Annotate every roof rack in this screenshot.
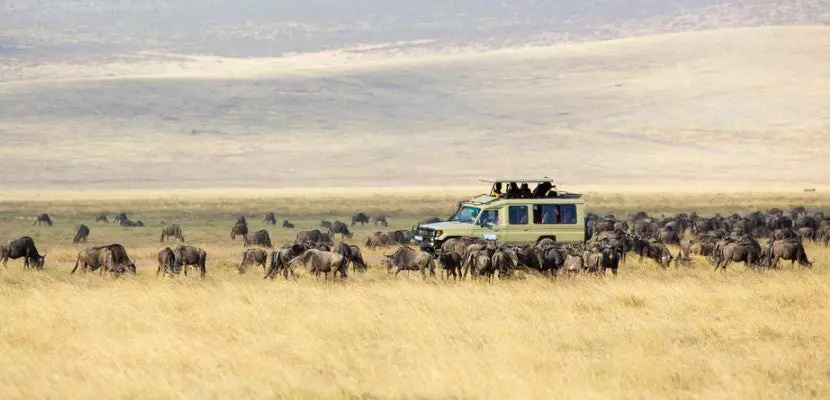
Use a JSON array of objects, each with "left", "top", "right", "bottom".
[{"left": 478, "top": 177, "right": 556, "bottom": 184}]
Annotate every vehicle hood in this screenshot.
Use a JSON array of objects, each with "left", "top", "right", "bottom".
[{"left": 418, "top": 221, "right": 468, "bottom": 230}]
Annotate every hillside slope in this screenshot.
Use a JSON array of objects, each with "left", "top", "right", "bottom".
[{"left": 1, "top": 27, "right": 828, "bottom": 188}]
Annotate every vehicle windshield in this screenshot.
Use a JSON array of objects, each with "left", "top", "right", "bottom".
[{"left": 452, "top": 206, "right": 481, "bottom": 223}]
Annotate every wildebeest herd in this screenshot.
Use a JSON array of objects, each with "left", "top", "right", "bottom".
[{"left": 3, "top": 207, "right": 824, "bottom": 280}]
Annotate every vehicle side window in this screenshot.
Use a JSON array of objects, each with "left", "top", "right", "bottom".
[
  {"left": 561, "top": 204, "right": 577, "bottom": 224},
  {"left": 508, "top": 206, "right": 528, "bottom": 225},
  {"left": 534, "top": 204, "right": 578, "bottom": 224},
  {"left": 479, "top": 210, "right": 499, "bottom": 226}
]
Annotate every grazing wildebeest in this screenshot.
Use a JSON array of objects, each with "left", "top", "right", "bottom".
[
  {"left": 174, "top": 245, "right": 207, "bottom": 279},
  {"left": 714, "top": 241, "right": 762, "bottom": 271},
  {"left": 766, "top": 239, "right": 813, "bottom": 269},
  {"left": 320, "top": 220, "right": 333, "bottom": 230},
  {"left": 282, "top": 220, "right": 295, "bottom": 228},
  {"left": 0, "top": 237, "right": 46, "bottom": 269},
  {"left": 114, "top": 213, "right": 129, "bottom": 225},
  {"left": 334, "top": 242, "right": 367, "bottom": 273},
  {"left": 462, "top": 249, "right": 493, "bottom": 280},
  {"left": 231, "top": 222, "right": 249, "bottom": 240},
  {"left": 244, "top": 230, "right": 272, "bottom": 248},
  {"left": 264, "top": 243, "right": 307, "bottom": 279},
  {"left": 798, "top": 227, "right": 816, "bottom": 242},
  {"left": 95, "top": 212, "right": 108, "bottom": 224},
  {"left": 584, "top": 244, "right": 620, "bottom": 275},
  {"left": 157, "top": 247, "right": 176, "bottom": 276},
  {"left": 486, "top": 246, "right": 518, "bottom": 280},
  {"left": 533, "top": 245, "right": 567, "bottom": 276},
  {"left": 73, "top": 224, "right": 90, "bottom": 244},
  {"left": 125, "top": 220, "right": 144, "bottom": 227},
  {"left": 438, "top": 251, "right": 463, "bottom": 280},
  {"left": 71, "top": 244, "right": 135, "bottom": 275},
  {"left": 264, "top": 212, "right": 277, "bottom": 225},
  {"left": 34, "top": 213, "right": 53, "bottom": 227},
  {"left": 160, "top": 224, "right": 185, "bottom": 242},
  {"left": 288, "top": 249, "right": 349, "bottom": 280},
  {"left": 329, "top": 221, "right": 352, "bottom": 239},
  {"left": 371, "top": 215, "right": 389, "bottom": 227},
  {"left": 365, "top": 232, "right": 393, "bottom": 248},
  {"left": 239, "top": 248, "right": 268, "bottom": 274},
  {"left": 383, "top": 246, "right": 435, "bottom": 279},
  {"left": 351, "top": 212, "right": 370, "bottom": 227},
  {"left": 295, "top": 229, "right": 333, "bottom": 247}
]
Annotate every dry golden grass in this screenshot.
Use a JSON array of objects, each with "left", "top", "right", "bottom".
[{"left": 1, "top": 190, "right": 830, "bottom": 398}]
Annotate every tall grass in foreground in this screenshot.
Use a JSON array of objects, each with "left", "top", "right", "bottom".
[{"left": 1, "top": 191, "right": 829, "bottom": 398}]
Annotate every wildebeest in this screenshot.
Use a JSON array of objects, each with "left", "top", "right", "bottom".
[
  {"left": 114, "top": 213, "right": 129, "bottom": 225},
  {"left": 371, "top": 215, "right": 389, "bottom": 227},
  {"left": 71, "top": 244, "right": 135, "bottom": 275},
  {"left": 264, "top": 212, "right": 277, "bottom": 225},
  {"left": 73, "top": 224, "right": 90, "bottom": 244},
  {"left": 173, "top": 245, "right": 207, "bottom": 278},
  {"left": 295, "top": 229, "right": 333, "bottom": 247},
  {"left": 462, "top": 248, "right": 495, "bottom": 280},
  {"left": 438, "top": 251, "right": 463, "bottom": 280},
  {"left": 365, "top": 232, "right": 393, "bottom": 248},
  {"left": 34, "top": 213, "right": 53, "bottom": 227},
  {"left": 351, "top": 212, "right": 370, "bottom": 227},
  {"left": 383, "top": 246, "right": 435, "bottom": 279},
  {"left": 231, "top": 221, "right": 249, "bottom": 240},
  {"left": 320, "top": 220, "right": 333, "bottom": 230},
  {"left": 288, "top": 249, "right": 349, "bottom": 280},
  {"left": 282, "top": 220, "right": 295, "bottom": 228},
  {"left": 765, "top": 239, "right": 813, "bottom": 269},
  {"left": 329, "top": 221, "right": 353, "bottom": 239},
  {"left": 334, "top": 242, "right": 367, "bottom": 273},
  {"left": 244, "top": 230, "right": 272, "bottom": 248},
  {"left": 714, "top": 240, "right": 762, "bottom": 271},
  {"left": 160, "top": 224, "right": 185, "bottom": 242},
  {"left": 239, "top": 248, "right": 268, "bottom": 274},
  {"left": 157, "top": 247, "right": 176, "bottom": 276},
  {"left": 124, "top": 220, "right": 144, "bottom": 227},
  {"left": 95, "top": 212, "right": 108, "bottom": 224},
  {"left": 584, "top": 244, "right": 620, "bottom": 275},
  {"left": 0, "top": 237, "right": 46, "bottom": 269},
  {"left": 237, "top": 216, "right": 248, "bottom": 225},
  {"left": 265, "top": 243, "right": 307, "bottom": 279}
]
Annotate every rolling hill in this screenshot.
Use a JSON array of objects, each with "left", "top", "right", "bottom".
[{"left": 0, "top": 1, "right": 828, "bottom": 189}]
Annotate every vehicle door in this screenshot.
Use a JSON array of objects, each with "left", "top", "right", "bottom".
[
  {"left": 500, "top": 204, "right": 535, "bottom": 244},
  {"left": 472, "top": 208, "right": 501, "bottom": 242}
]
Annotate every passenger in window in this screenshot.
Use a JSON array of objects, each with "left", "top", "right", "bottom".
[
  {"left": 533, "top": 182, "right": 552, "bottom": 198},
  {"left": 490, "top": 182, "right": 504, "bottom": 198},
  {"left": 519, "top": 183, "right": 532, "bottom": 198},
  {"left": 506, "top": 182, "right": 519, "bottom": 198},
  {"left": 542, "top": 208, "right": 554, "bottom": 224}
]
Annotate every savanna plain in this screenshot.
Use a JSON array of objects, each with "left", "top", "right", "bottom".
[{"left": 1, "top": 189, "right": 829, "bottom": 399}]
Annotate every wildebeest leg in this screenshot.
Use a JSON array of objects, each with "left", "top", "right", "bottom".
[{"left": 183, "top": 264, "right": 188, "bottom": 276}]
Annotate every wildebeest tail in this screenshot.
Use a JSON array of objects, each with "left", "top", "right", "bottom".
[{"left": 71, "top": 255, "right": 80, "bottom": 274}]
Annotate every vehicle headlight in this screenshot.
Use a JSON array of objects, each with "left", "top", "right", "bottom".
[{"left": 434, "top": 230, "right": 443, "bottom": 237}]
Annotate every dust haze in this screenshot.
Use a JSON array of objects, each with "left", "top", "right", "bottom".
[{"left": 1, "top": 0, "right": 829, "bottom": 189}]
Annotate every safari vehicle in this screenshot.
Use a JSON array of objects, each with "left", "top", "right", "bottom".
[{"left": 413, "top": 177, "right": 586, "bottom": 251}]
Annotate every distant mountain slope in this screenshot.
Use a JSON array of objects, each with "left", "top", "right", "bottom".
[
  {"left": 1, "top": 27, "right": 828, "bottom": 188},
  {"left": 1, "top": 0, "right": 828, "bottom": 59}
]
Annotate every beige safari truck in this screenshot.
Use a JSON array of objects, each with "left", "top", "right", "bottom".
[{"left": 412, "top": 177, "right": 587, "bottom": 252}]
